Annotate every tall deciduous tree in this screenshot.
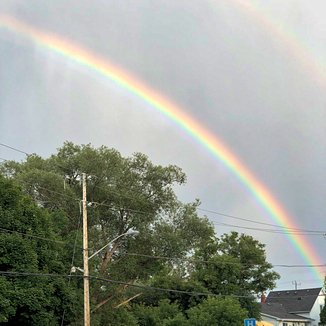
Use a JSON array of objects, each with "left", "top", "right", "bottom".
[
  {"left": 0, "top": 142, "right": 214, "bottom": 320},
  {"left": 0, "top": 175, "right": 79, "bottom": 325},
  {"left": 186, "top": 296, "right": 248, "bottom": 326},
  {"left": 193, "top": 231, "right": 280, "bottom": 318}
]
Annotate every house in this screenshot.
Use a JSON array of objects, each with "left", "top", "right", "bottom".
[{"left": 259, "top": 287, "right": 325, "bottom": 326}]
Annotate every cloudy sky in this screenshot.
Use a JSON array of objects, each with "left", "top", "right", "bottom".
[{"left": 1, "top": 0, "right": 326, "bottom": 289}]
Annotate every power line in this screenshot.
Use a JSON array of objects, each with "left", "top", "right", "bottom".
[
  {"left": 28, "top": 188, "right": 326, "bottom": 235},
  {"left": 1, "top": 143, "right": 325, "bottom": 235},
  {"left": 64, "top": 197, "right": 326, "bottom": 235},
  {"left": 113, "top": 251, "right": 326, "bottom": 268},
  {"left": 0, "top": 271, "right": 324, "bottom": 298},
  {"left": 3, "top": 176, "right": 326, "bottom": 237},
  {"left": 197, "top": 208, "right": 323, "bottom": 233},
  {"left": 0, "top": 271, "right": 264, "bottom": 299},
  {"left": 212, "top": 221, "right": 326, "bottom": 236},
  {"left": 1, "top": 226, "right": 325, "bottom": 268},
  {"left": 2, "top": 175, "right": 325, "bottom": 236},
  {"left": 88, "top": 198, "right": 325, "bottom": 235},
  {"left": 2, "top": 226, "right": 325, "bottom": 268},
  {"left": 0, "top": 227, "right": 83, "bottom": 249},
  {"left": 1, "top": 146, "right": 326, "bottom": 237},
  {"left": 57, "top": 175, "right": 326, "bottom": 234},
  {"left": 0, "top": 271, "right": 252, "bottom": 298},
  {"left": 83, "top": 197, "right": 325, "bottom": 235},
  {"left": 80, "top": 184, "right": 326, "bottom": 234},
  {"left": 0, "top": 144, "right": 79, "bottom": 174},
  {"left": 0, "top": 142, "right": 29, "bottom": 155}
]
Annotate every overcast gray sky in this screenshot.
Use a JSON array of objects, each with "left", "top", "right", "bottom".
[{"left": 1, "top": 0, "right": 326, "bottom": 289}]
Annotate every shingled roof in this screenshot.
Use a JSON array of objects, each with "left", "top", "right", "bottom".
[
  {"left": 266, "top": 287, "right": 322, "bottom": 313},
  {"left": 260, "top": 302, "right": 313, "bottom": 321}
]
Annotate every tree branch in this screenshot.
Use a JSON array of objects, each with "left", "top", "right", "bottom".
[
  {"left": 112, "top": 293, "right": 143, "bottom": 309},
  {"left": 92, "top": 295, "right": 114, "bottom": 312},
  {"left": 99, "top": 239, "right": 121, "bottom": 277},
  {"left": 93, "top": 277, "right": 137, "bottom": 312},
  {"left": 120, "top": 277, "right": 136, "bottom": 291}
]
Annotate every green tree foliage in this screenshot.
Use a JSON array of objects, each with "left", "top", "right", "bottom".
[
  {"left": 193, "top": 231, "right": 280, "bottom": 318},
  {"left": 186, "top": 296, "right": 248, "bottom": 326},
  {"left": 0, "top": 143, "right": 281, "bottom": 324},
  {"left": 0, "top": 142, "right": 214, "bottom": 319},
  {"left": 132, "top": 266, "right": 209, "bottom": 312},
  {"left": 194, "top": 232, "right": 280, "bottom": 293},
  {"left": 217, "top": 232, "right": 280, "bottom": 292},
  {"left": 0, "top": 175, "right": 78, "bottom": 325},
  {"left": 132, "top": 299, "right": 188, "bottom": 326}
]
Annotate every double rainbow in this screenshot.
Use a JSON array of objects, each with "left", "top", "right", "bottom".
[{"left": 0, "top": 12, "right": 324, "bottom": 282}]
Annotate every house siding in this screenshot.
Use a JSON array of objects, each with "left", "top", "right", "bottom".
[{"left": 294, "top": 289, "right": 325, "bottom": 326}]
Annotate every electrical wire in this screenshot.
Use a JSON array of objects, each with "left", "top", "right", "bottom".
[
  {"left": 212, "top": 221, "right": 326, "bottom": 236},
  {"left": 0, "top": 143, "right": 81, "bottom": 176},
  {"left": 112, "top": 251, "right": 326, "bottom": 268},
  {"left": 0, "top": 227, "right": 83, "bottom": 249},
  {"left": 1, "top": 226, "right": 325, "bottom": 268},
  {"left": 91, "top": 183, "right": 324, "bottom": 234},
  {"left": 0, "top": 142, "right": 29, "bottom": 155},
  {"left": 83, "top": 198, "right": 326, "bottom": 235},
  {"left": 0, "top": 271, "right": 252, "bottom": 298},
  {"left": 1, "top": 144, "right": 325, "bottom": 235},
  {"left": 0, "top": 271, "right": 324, "bottom": 298},
  {"left": 2, "top": 176, "right": 325, "bottom": 237},
  {"left": 87, "top": 198, "right": 326, "bottom": 235},
  {"left": 196, "top": 208, "right": 323, "bottom": 233},
  {"left": 33, "top": 190, "right": 326, "bottom": 235},
  {"left": 36, "top": 186, "right": 80, "bottom": 202},
  {"left": 79, "top": 185, "right": 326, "bottom": 235}
]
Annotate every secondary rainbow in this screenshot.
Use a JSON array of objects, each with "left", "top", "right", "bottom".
[
  {"left": 0, "top": 14, "right": 324, "bottom": 281},
  {"left": 222, "top": 0, "right": 326, "bottom": 89}
]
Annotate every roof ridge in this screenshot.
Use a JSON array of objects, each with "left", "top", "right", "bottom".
[{"left": 270, "top": 287, "right": 322, "bottom": 293}]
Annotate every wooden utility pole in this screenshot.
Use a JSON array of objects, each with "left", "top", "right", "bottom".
[
  {"left": 83, "top": 173, "right": 90, "bottom": 326},
  {"left": 292, "top": 280, "right": 301, "bottom": 290}
]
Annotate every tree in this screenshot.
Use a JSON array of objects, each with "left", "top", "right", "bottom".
[
  {"left": 192, "top": 231, "right": 280, "bottom": 318},
  {"left": 132, "top": 265, "right": 209, "bottom": 313},
  {"left": 0, "top": 143, "right": 281, "bottom": 324},
  {"left": 0, "top": 142, "right": 214, "bottom": 320},
  {"left": 132, "top": 299, "right": 188, "bottom": 326},
  {"left": 0, "top": 175, "right": 79, "bottom": 325},
  {"left": 186, "top": 296, "right": 248, "bottom": 326},
  {"left": 216, "top": 232, "right": 280, "bottom": 293}
]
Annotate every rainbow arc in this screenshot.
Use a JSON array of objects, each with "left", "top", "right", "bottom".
[{"left": 0, "top": 13, "right": 323, "bottom": 282}]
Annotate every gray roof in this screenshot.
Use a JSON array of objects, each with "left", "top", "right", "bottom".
[
  {"left": 260, "top": 302, "right": 313, "bottom": 321},
  {"left": 266, "top": 287, "right": 322, "bottom": 313}
]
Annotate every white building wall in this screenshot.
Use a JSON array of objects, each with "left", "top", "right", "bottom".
[
  {"left": 278, "top": 322, "right": 310, "bottom": 326},
  {"left": 296, "top": 289, "right": 324, "bottom": 326}
]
